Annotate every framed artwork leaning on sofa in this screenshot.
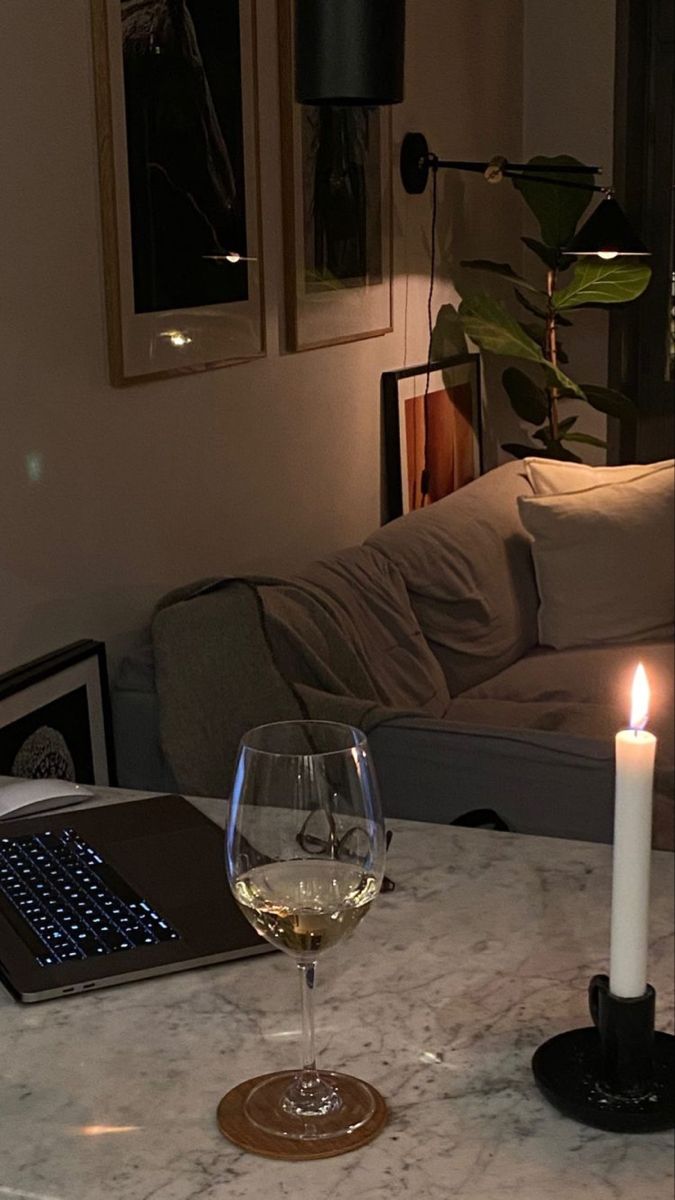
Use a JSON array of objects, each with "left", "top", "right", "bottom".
[
  {"left": 0, "top": 641, "right": 116, "bottom": 787},
  {"left": 381, "top": 353, "right": 483, "bottom": 522}
]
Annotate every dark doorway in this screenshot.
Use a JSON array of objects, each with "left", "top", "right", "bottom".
[{"left": 609, "top": 0, "right": 674, "bottom": 462}]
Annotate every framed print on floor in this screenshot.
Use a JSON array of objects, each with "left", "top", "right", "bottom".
[
  {"left": 0, "top": 641, "right": 116, "bottom": 787},
  {"left": 91, "top": 0, "right": 265, "bottom": 385},
  {"left": 382, "top": 354, "right": 483, "bottom": 523},
  {"left": 277, "top": 0, "right": 393, "bottom": 351}
]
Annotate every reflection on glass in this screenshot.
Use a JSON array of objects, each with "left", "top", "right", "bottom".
[
  {"left": 159, "top": 330, "right": 192, "bottom": 347},
  {"left": 25, "top": 452, "right": 44, "bottom": 483},
  {"left": 202, "top": 251, "right": 258, "bottom": 263},
  {"left": 76, "top": 1124, "right": 141, "bottom": 1136}
]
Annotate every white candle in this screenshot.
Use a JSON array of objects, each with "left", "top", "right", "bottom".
[{"left": 609, "top": 664, "right": 657, "bottom": 998}]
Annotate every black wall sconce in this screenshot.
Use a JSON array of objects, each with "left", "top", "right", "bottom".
[
  {"left": 400, "top": 132, "right": 649, "bottom": 258},
  {"left": 294, "top": 0, "right": 406, "bottom": 106}
]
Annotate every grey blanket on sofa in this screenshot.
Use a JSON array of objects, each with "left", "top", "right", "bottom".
[{"left": 152, "top": 545, "right": 455, "bottom": 796}]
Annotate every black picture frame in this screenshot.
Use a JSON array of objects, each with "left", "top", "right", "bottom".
[
  {"left": 381, "top": 353, "right": 483, "bottom": 523},
  {"left": 0, "top": 641, "right": 117, "bottom": 787}
]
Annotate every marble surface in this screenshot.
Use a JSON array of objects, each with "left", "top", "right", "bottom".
[{"left": 0, "top": 788, "right": 673, "bottom": 1200}]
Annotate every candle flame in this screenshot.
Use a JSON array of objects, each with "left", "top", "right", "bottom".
[{"left": 630, "top": 663, "right": 650, "bottom": 730}]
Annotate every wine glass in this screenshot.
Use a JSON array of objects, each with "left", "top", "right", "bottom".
[{"left": 223, "top": 720, "right": 386, "bottom": 1146}]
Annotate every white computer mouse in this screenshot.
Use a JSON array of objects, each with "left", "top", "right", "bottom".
[{"left": 0, "top": 778, "right": 93, "bottom": 820}]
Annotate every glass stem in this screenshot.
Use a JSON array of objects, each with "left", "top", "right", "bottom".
[
  {"left": 281, "top": 959, "right": 340, "bottom": 1120},
  {"left": 298, "top": 960, "right": 320, "bottom": 1093}
]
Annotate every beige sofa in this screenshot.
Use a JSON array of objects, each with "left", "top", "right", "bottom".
[{"left": 113, "top": 459, "right": 674, "bottom": 847}]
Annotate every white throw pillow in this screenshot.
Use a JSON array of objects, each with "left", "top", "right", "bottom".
[
  {"left": 524, "top": 456, "right": 674, "bottom": 496},
  {"left": 518, "top": 464, "right": 675, "bottom": 650}
]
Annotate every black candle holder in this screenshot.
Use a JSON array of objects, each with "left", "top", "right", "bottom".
[{"left": 532, "top": 974, "right": 674, "bottom": 1132}]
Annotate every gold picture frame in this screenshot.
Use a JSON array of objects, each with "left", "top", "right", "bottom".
[
  {"left": 91, "top": 0, "right": 265, "bottom": 385},
  {"left": 278, "top": 0, "right": 393, "bottom": 352}
]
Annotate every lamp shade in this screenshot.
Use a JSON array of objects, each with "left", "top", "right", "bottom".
[
  {"left": 564, "top": 196, "right": 649, "bottom": 257},
  {"left": 294, "top": 0, "right": 405, "bottom": 105}
]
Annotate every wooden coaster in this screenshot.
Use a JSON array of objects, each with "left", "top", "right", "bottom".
[{"left": 217, "top": 1071, "right": 388, "bottom": 1160}]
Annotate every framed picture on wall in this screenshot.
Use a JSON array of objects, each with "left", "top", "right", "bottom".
[
  {"left": 0, "top": 641, "right": 116, "bottom": 786},
  {"left": 382, "top": 354, "right": 483, "bottom": 523},
  {"left": 277, "top": 0, "right": 393, "bottom": 351},
  {"left": 91, "top": 0, "right": 265, "bottom": 385}
]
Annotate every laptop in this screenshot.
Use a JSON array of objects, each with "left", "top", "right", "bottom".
[{"left": 0, "top": 794, "right": 273, "bottom": 1003}]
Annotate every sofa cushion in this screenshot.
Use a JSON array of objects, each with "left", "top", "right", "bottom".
[
  {"left": 518, "top": 464, "right": 674, "bottom": 650},
  {"left": 366, "top": 461, "right": 539, "bottom": 694},
  {"left": 461, "top": 640, "right": 673, "bottom": 732},
  {"left": 524, "top": 456, "right": 674, "bottom": 496},
  {"left": 461, "top": 641, "right": 674, "bottom": 784}
]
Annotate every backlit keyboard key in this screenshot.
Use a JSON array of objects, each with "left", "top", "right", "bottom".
[{"left": 0, "top": 829, "right": 179, "bottom": 966}]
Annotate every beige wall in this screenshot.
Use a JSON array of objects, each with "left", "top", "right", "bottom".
[
  {"left": 0, "top": 1, "right": 620, "bottom": 679},
  {"left": 1, "top": 0, "right": 525, "bottom": 674}
]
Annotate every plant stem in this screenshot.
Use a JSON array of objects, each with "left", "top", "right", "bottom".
[{"left": 545, "top": 268, "right": 560, "bottom": 441}]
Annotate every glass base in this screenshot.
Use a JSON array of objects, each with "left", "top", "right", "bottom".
[
  {"left": 245, "top": 1070, "right": 376, "bottom": 1141},
  {"left": 217, "top": 1070, "right": 388, "bottom": 1159}
]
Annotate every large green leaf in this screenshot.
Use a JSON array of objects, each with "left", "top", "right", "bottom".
[
  {"left": 580, "top": 384, "right": 636, "bottom": 420},
  {"left": 459, "top": 295, "right": 584, "bottom": 397},
  {"left": 563, "top": 431, "right": 608, "bottom": 448},
  {"left": 513, "top": 156, "right": 595, "bottom": 249},
  {"left": 549, "top": 442, "right": 583, "bottom": 462},
  {"left": 515, "top": 287, "right": 572, "bottom": 325},
  {"left": 459, "top": 295, "right": 544, "bottom": 362},
  {"left": 502, "top": 439, "right": 582, "bottom": 462},
  {"left": 554, "top": 261, "right": 651, "bottom": 310},
  {"left": 520, "top": 237, "right": 560, "bottom": 270},
  {"left": 519, "top": 321, "right": 545, "bottom": 346},
  {"left": 541, "top": 361, "right": 585, "bottom": 399},
  {"left": 460, "top": 260, "right": 542, "bottom": 294},
  {"left": 502, "top": 442, "right": 538, "bottom": 460},
  {"left": 430, "top": 302, "right": 469, "bottom": 359},
  {"left": 514, "top": 288, "right": 547, "bottom": 320},
  {"left": 518, "top": 320, "right": 567, "bottom": 361},
  {"left": 533, "top": 423, "right": 581, "bottom": 441},
  {"left": 520, "top": 238, "right": 574, "bottom": 273},
  {"left": 557, "top": 416, "right": 578, "bottom": 433},
  {"left": 502, "top": 367, "right": 548, "bottom": 425}
]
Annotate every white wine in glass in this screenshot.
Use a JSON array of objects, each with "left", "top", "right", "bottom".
[
  {"left": 233, "top": 860, "right": 380, "bottom": 958},
  {"left": 224, "top": 720, "right": 386, "bottom": 1144}
]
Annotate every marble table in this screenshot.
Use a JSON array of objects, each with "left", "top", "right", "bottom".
[{"left": 0, "top": 788, "right": 673, "bottom": 1200}]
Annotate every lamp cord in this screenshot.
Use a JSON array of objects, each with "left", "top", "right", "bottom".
[{"left": 421, "top": 160, "right": 439, "bottom": 502}]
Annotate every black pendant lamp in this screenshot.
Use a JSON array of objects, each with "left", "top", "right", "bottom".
[
  {"left": 564, "top": 195, "right": 649, "bottom": 257},
  {"left": 294, "top": 0, "right": 405, "bottom": 106}
]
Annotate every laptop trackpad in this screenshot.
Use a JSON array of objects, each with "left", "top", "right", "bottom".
[{"left": 109, "top": 827, "right": 225, "bottom": 910}]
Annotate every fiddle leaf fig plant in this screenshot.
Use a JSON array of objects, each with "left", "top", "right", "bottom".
[{"left": 438, "top": 156, "right": 651, "bottom": 461}]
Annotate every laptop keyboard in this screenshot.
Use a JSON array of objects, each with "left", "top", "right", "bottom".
[{"left": 0, "top": 828, "right": 180, "bottom": 967}]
